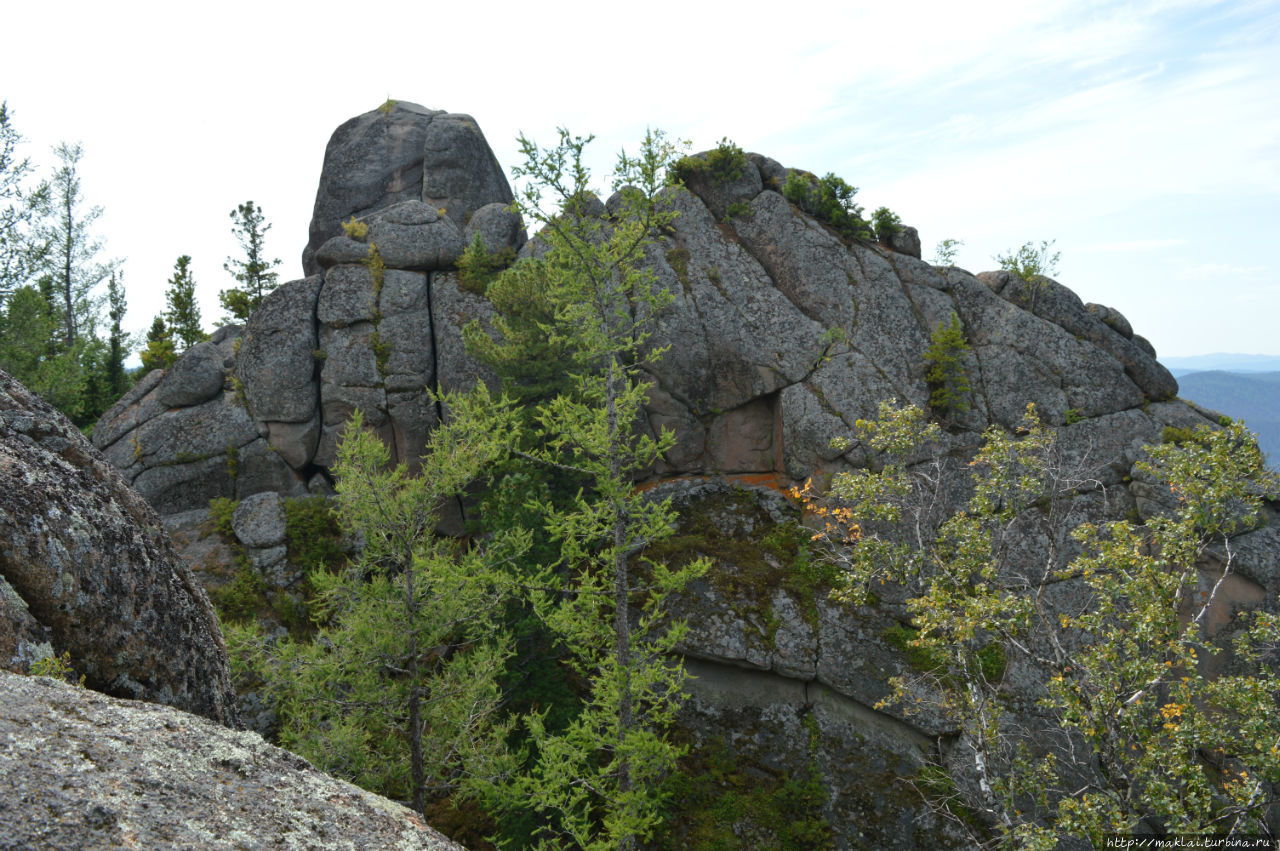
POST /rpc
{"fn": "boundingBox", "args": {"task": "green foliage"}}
[472,127,709,850]
[672,137,746,186]
[933,238,964,266]
[922,312,971,419]
[1064,407,1084,425]
[456,232,515,295]
[871,206,903,242]
[208,497,238,537]
[28,650,84,686]
[377,98,397,115]
[665,246,690,288]
[1162,424,1198,445]
[211,560,267,624]
[724,200,751,220]
[139,315,176,374]
[282,495,345,573]
[219,200,280,322]
[340,215,368,239]
[781,170,873,241]
[255,400,527,819]
[660,738,833,850]
[0,136,131,428]
[164,254,206,351]
[0,101,46,304]
[995,239,1059,283]
[804,402,1280,846]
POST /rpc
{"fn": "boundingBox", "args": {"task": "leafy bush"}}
[211,561,267,624]
[781,170,873,241]
[672,137,747,186]
[29,650,84,686]
[933,238,963,266]
[209,497,239,538]
[871,206,903,241]
[996,239,1060,282]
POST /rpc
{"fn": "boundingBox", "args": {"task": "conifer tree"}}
[29,142,116,347]
[474,129,708,850]
[244,394,528,821]
[164,254,206,351]
[0,101,46,306]
[103,271,130,400]
[220,200,280,322]
[140,316,176,374]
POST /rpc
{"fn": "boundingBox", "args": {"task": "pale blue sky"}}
[2,0,1276,358]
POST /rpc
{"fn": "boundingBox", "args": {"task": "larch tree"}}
[0,101,46,306]
[473,128,708,851]
[30,141,115,347]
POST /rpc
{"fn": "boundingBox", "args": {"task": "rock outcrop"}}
[1,369,236,725]
[93,102,1247,845]
[0,670,463,851]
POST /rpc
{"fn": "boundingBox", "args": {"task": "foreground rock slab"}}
[0,670,465,851]
[0,369,235,724]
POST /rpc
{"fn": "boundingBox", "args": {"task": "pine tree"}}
[923,312,971,420]
[220,200,280,322]
[164,255,206,351]
[140,316,176,374]
[104,271,131,399]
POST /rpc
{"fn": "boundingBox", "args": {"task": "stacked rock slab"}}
[1,369,236,725]
[93,102,1268,845]
[0,670,463,850]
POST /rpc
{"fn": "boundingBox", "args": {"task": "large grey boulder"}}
[303,102,514,276]
[303,101,444,276]
[420,112,515,232]
[0,370,236,724]
[0,670,464,850]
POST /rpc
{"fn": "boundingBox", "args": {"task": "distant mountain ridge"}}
[1164,353,1280,375]
[1175,369,1280,468]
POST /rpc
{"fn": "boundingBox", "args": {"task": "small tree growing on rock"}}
[220,200,280,322]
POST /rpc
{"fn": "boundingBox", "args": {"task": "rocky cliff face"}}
[1,369,236,724]
[0,670,463,850]
[90,102,1275,846]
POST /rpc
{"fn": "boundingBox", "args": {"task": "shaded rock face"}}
[0,370,235,725]
[0,670,464,851]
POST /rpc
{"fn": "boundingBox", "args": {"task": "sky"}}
[1,0,1276,359]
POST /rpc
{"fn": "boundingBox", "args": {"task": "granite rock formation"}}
[0,670,463,850]
[1,369,236,725]
[91,102,1268,845]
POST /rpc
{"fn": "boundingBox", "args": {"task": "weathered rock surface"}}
[92,104,1227,845]
[304,101,512,276]
[0,670,464,851]
[1,370,236,724]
